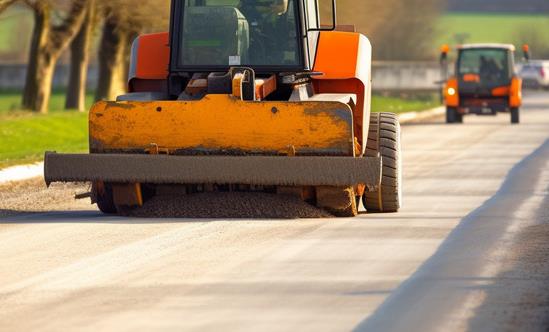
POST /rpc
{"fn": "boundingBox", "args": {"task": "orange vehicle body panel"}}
[444,77,459,107]
[312,31,371,151]
[509,77,522,108]
[128,32,170,92]
[445,78,521,108]
[126,30,373,148]
[463,73,480,83]
[88,95,355,156]
[313,32,363,79]
[491,86,510,96]
[132,32,170,79]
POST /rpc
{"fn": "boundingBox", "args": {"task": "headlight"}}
[447,87,456,96]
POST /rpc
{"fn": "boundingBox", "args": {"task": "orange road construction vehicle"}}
[441,43,530,124]
[44,0,402,217]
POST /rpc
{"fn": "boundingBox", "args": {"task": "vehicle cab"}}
[441,43,528,124]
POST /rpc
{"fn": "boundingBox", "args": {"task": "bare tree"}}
[94,9,138,101]
[322,0,443,60]
[21,0,87,113]
[375,0,443,60]
[94,0,169,101]
[0,0,18,13]
[65,0,96,111]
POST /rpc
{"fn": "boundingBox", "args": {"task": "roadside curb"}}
[398,106,445,124]
[0,107,446,184]
[0,162,43,185]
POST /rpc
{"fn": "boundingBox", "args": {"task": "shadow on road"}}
[466,187,549,332]
[353,139,549,332]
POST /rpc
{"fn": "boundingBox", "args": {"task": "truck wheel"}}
[456,111,463,123]
[511,107,520,124]
[363,113,402,213]
[92,182,117,214]
[446,107,462,123]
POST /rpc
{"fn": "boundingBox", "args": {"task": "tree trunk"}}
[29,52,56,114]
[21,0,87,113]
[65,1,96,112]
[22,2,51,113]
[95,17,132,101]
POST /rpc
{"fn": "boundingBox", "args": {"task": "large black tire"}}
[456,111,463,123]
[363,113,402,213]
[446,107,463,123]
[92,182,117,214]
[511,107,520,124]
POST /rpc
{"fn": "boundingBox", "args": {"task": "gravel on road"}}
[130,192,332,219]
[0,179,333,219]
[0,178,90,218]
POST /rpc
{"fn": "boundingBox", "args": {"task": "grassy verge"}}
[372,94,440,114]
[436,13,549,48]
[0,91,440,168]
[0,92,92,168]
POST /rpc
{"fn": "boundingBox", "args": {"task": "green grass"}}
[436,13,549,53]
[372,94,440,114]
[0,92,92,168]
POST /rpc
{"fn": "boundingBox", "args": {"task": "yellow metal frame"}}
[89,94,355,156]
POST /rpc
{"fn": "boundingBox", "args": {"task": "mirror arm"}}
[329,0,337,31]
[309,0,337,32]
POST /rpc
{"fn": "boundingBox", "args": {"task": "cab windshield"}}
[180,0,301,68]
[457,48,511,86]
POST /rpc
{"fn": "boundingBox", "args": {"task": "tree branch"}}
[0,0,18,13]
[48,0,87,53]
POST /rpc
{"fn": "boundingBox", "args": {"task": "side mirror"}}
[310,0,337,31]
[522,44,530,61]
[440,44,449,63]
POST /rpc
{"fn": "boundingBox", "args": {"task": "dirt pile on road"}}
[0,179,89,217]
[129,192,332,219]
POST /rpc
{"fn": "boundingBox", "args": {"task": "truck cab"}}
[441,44,528,124]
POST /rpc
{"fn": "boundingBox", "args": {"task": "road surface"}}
[1,92,548,331]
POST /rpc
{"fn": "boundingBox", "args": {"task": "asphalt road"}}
[1,92,548,332]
